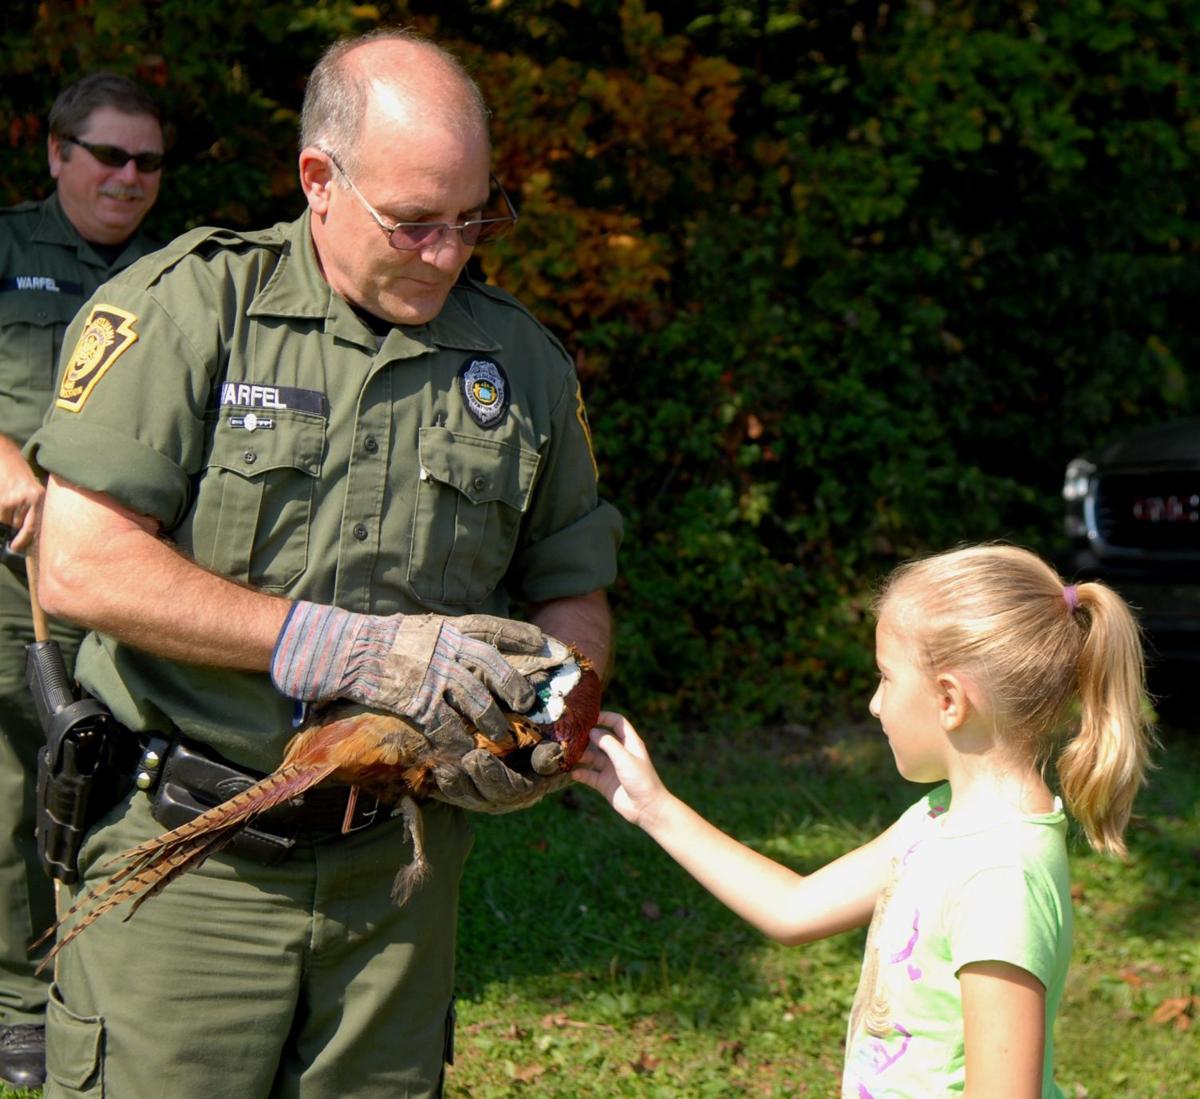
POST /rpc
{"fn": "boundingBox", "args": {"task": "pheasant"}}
[41,639,601,966]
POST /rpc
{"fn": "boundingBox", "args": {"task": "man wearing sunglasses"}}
[28,29,618,1099]
[0,71,164,1090]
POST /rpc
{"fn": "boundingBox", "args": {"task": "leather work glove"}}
[271,602,543,742]
[426,722,573,814]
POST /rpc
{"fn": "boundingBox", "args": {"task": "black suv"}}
[1061,418,1200,665]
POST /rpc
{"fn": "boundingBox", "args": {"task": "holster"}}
[27,639,134,883]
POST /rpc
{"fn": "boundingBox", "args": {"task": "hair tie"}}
[1063,584,1080,612]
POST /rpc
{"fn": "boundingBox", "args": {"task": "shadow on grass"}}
[455,713,1200,1010]
[454,717,919,1010]
[1107,719,1200,942]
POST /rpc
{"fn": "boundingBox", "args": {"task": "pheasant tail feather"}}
[37,760,339,971]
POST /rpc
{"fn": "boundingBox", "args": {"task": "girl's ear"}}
[935,672,971,732]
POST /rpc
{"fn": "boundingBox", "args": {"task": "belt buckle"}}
[340,786,385,835]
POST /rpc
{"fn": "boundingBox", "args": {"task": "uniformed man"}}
[28,29,619,1099]
[0,71,164,1090]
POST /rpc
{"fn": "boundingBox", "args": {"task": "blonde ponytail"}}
[1057,582,1153,857]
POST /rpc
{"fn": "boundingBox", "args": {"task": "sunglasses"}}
[62,135,165,173]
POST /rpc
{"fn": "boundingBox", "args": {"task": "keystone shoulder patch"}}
[56,304,139,412]
[457,356,510,429]
[575,381,599,481]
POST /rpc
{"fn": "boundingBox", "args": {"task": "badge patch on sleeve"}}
[575,382,599,480]
[457,356,509,429]
[56,304,140,412]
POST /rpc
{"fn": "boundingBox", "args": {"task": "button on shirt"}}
[29,211,622,772]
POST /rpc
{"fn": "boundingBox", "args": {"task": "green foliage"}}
[1,0,1198,723]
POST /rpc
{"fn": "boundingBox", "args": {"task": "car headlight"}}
[1062,457,1096,502]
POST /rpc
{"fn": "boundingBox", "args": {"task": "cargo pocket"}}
[186,409,325,591]
[45,982,104,1096]
[409,427,539,605]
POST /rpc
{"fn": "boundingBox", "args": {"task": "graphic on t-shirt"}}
[846,827,937,1094]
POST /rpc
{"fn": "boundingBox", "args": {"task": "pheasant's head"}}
[508,644,602,775]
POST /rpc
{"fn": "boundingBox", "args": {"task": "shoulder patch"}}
[56,304,139,412]
[575,382,599,480]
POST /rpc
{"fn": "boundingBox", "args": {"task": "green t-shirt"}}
[28,212,621,771]
[843,784,1072,1098]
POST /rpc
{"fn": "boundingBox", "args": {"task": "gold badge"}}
[56,304,139,412]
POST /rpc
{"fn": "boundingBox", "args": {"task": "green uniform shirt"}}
[0,193,158,446]
[29,210,621,772]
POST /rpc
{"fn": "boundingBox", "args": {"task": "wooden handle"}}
[25,548,50,644]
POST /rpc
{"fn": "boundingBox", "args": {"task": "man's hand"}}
[0,435,45,553]
[428,735,572,814]
[271,603,545,741]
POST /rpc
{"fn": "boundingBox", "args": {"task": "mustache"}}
[99,185,145,201]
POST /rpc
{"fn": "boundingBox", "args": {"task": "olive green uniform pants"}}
[0,562,84,1026]
[46,790,471,1098]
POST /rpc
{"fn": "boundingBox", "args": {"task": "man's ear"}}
[936,672,971,732]
[298,148,335,215]
[48,134,64,180]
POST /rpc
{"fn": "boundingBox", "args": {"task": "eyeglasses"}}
[61,136,164,173]
[323,151,517,250]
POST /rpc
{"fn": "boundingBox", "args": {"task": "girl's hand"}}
[571,710,669,830]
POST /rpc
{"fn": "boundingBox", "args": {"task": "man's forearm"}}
[38,475,289,669]
[529,590,613,681]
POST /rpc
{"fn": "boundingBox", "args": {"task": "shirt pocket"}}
[187,409,326,592]
[0,289,81,389]
[409,426,540,606]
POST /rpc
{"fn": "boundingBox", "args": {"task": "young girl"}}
[573,545,1153,1099]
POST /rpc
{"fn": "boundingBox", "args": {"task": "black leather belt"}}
[136,735,393,866]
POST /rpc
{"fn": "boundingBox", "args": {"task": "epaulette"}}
[0,201,43,218]
[117,223,288,288]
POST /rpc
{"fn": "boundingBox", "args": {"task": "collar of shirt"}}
[246,209,500,359]
[31,191,153,269]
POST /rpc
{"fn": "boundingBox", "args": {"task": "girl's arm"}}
[960,962,1046,1099]
[573,711,902,945]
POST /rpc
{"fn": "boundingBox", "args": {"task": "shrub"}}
[2,0,1197,724]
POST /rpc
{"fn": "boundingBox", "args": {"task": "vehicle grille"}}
[1095,472,1200,551]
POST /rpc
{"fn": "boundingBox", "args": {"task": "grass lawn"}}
[444,717,1200,1097]
[5,716,1197,1097]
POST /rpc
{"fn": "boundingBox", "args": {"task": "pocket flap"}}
[0,288,82,327]
[207,409,325,478]
[418,426,539,510]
